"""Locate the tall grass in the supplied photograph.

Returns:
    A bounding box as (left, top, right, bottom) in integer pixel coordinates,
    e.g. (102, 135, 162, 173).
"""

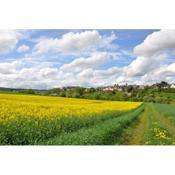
(0, 110, 130, 145)
(41, 105, 144, 145)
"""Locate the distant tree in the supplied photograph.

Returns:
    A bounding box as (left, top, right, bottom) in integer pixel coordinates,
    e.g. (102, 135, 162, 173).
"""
(60, 91, 66, 97)
(93, 93, 100, 100)
(72, 92, 81, 98)
(158, 81, 169, 88)
(20, 89, 35, 94)
(48, 88, 61, 95)
(86, 88, 96, 93)
(74, 87, 84, 96)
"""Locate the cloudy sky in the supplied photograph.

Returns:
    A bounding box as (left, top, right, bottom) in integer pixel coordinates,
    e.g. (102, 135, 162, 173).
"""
(0, 29, 175, 89)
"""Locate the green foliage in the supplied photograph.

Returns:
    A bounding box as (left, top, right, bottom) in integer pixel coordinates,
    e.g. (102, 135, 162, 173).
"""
(47, 88, 62, 95)
(59, 91, 66, 97)
(19, 89, 36, 94)
(1, 83, 175, 103)
(46, 86, 175, 104)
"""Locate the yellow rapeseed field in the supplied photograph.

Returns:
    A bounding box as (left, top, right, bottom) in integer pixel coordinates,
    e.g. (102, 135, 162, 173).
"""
(0, 93, 141, 121)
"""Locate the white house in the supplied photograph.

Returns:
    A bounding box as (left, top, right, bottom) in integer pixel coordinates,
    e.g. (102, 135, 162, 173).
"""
(170, 84, 175, 88)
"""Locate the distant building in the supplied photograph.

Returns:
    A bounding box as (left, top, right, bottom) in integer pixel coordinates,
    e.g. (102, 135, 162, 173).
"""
(170, 84, 175, 88)
(102, 87, 114, 91)
(138, 85, 146, 89)
(50, 93, 58, 96)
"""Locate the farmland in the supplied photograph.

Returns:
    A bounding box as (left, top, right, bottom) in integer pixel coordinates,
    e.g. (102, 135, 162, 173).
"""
(0, 93, 141, 145)
(0, 93, 175, 145)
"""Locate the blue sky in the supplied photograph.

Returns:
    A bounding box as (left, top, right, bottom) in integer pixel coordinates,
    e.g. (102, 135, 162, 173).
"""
(0, 29, 175, 89)
(1, 29, 157, 61)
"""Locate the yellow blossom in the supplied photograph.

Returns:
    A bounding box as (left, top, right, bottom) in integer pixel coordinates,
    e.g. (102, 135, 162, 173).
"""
(0, 94, 142, 122)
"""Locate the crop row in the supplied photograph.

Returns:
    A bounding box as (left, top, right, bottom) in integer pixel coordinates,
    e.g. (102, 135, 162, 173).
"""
(0, 110, 129, 145)
(40, 105, 144, 145)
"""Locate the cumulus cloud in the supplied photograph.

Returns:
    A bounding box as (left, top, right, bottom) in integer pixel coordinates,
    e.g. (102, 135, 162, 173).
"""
(75, 66, 123, 87)
(33, 30, 117, 55)
(78, 68, 94, 79)
(0, 30, 22, 54)
(94, 67, 121, 77)
(138, 63, 175, 84)
(0, 61, 21, 74)
(0, 58, 121, 89)
(126, 29, 175, 82)
(1, 57, 175, 89)
(1, 30, 175, 89)
(0, 60, 58, 89)
(60, 52, 109, 72)
(17, 44, 30, 53)
(134, 30, 175, 57)
(125, 54, 166, 77)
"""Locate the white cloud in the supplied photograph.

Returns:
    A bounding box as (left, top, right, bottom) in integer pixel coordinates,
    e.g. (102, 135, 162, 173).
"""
(57, 30, 101, 53)
(33, 30, 117, 55)
(126, 29, 175, 82)
(125, 54, 166, 77)
(134, 30, 175, 57)
(0, 60, 58, 89)
(60, 52, 109, 72)
(17, 44, 30, 53)
(78, 68, 94, 79)
(1, 30, 175, 89)
(94, 67, 121, 77)
(0, 58, 120, 88)
(0, 57, 175, 89)
(0, 30, 22, 54)
(138, 63, 175, 85)
(0, 61, 21, 74)
(75, 66, 123, 87)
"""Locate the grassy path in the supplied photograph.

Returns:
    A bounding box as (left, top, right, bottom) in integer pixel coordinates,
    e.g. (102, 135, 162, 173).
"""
(118, 103, 175, 145)
(40, 106, 144, 145)
(117, 104, 148, 145)
(124, 105, 148, 145)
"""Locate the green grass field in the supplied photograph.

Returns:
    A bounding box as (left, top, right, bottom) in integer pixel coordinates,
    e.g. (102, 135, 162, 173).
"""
(118, 103, 175, 145)
(40, 103, 175, 145)
(0, 93, 175, 145)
